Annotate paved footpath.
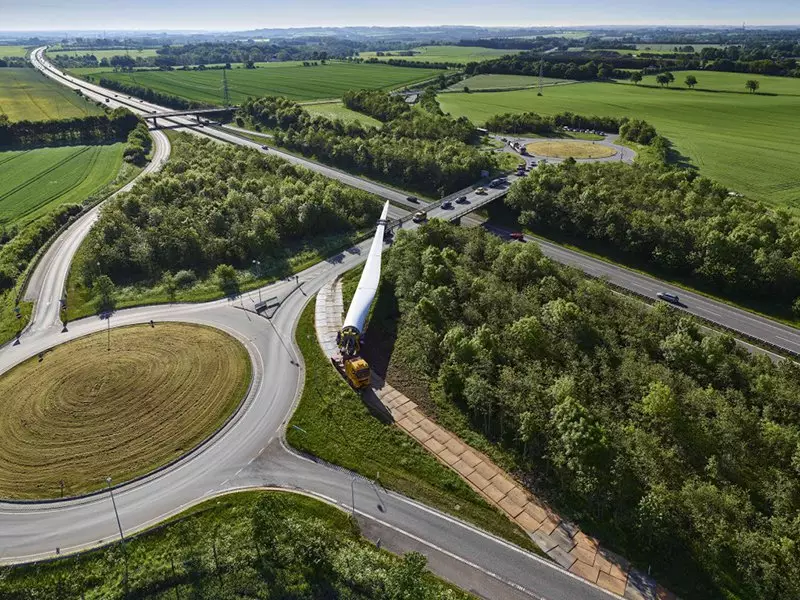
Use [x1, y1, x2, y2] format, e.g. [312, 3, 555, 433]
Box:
[315, 278, 676, 600]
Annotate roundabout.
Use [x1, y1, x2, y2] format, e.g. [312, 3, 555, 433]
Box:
[0, 323, 251, 499]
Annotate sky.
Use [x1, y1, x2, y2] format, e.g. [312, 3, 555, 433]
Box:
[1, 0, 799, 31]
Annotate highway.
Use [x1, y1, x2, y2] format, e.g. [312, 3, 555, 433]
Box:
[10, 45, 800, 597]
[0, 48, 622, 600]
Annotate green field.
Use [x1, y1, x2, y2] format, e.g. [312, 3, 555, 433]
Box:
[0, 45, 28, 58]
[81, 61, 441, 104]
[0, 143, 125, 228]
[451, 74, 575, 91]
[0, 67, 102, 121]
[359, 45, 520, 63]
[630, 70, 800, 95]
[47, 47, 161, 60]
[439, 76, 800, 209]
[304, 101, 382, 126]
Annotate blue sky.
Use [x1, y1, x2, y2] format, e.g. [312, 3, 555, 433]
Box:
[2, 0, 799, 31]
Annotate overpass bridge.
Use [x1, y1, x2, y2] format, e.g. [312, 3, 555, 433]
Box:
[142, 106, 238, 128]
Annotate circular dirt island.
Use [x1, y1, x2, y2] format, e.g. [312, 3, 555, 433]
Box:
[525, 140, 617, 159]
[0, 323, 251, 499]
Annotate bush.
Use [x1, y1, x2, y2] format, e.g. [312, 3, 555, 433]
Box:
[174, 269, 197, 288]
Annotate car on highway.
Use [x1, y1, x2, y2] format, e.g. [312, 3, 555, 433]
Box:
[412, 211, 427, 223]
[456, 195, 468, 204]
[475, 187, 487, 194]
[441, 200, 453, 209]
[406, 195, 419, 203]
[261, 145, 269, 150]
[510, 232, 525, 241]
[657, 292, 681, 304]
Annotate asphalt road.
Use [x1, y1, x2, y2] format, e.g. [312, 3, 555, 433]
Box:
[0, 49, 621, 600]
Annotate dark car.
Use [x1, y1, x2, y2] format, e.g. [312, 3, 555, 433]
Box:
[441, 200, 453, 209]
[456, 195, 468, 204]
[406, 196, 419, 203]
[261, 145, 269, 150]
[657, 292, 680, 304]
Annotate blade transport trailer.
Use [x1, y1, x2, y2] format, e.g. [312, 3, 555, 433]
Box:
[334, 201, 390, 389]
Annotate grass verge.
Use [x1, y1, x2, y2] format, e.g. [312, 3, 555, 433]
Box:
[0, 323, 251, 499]
[0, 490, 473, 599]
[286, 298, 538, 553]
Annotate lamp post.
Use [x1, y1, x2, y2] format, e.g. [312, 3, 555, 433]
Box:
[252, 260, 262, 302]
[106, 476, 124, 543]
[350, 474, 356, 520]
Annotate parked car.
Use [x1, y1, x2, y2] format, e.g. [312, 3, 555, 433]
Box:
[406, 196, 419, 203]
[657, 292, 680, 304]
[475, 187, 487, 194]
[456, 195, 468, 204]
[510, 232, 525, 241]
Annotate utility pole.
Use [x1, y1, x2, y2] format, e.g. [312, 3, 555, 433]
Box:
[106, 476, 128, 593]
[537, 58, 544, 96]
[222, 69, 230, 107]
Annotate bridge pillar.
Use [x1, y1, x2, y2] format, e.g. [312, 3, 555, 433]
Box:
[152, 117, 158, 128]
[452, 216, 461, 226]
[196, 115, 200, 124]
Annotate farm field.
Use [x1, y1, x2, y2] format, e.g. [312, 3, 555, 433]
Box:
[0, 143, 125, 228]
[0, 323, 250, 499]
[358, 45, 519, 63]
[629, 70, 800, 95]
[438, 79, 800, 209]
[304, 101, 382, 126]
[450, 74, 575, 91]
[0, 45, 28, 58]
[79, 61, 441, 103]
[47, 47, 161, 60]
[0, 67, 102, 121]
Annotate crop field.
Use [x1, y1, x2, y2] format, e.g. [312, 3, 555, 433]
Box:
[0, 67, 102, 121]
[0, 45, 29, 58]
[451, 74, 575, 91]
[0, 323, 251, 499]
[439, 76, 800, 209]
[304, 101, 382, 126]
[358, 45, 520, 63]
[0, 143, 125, 229]
[47, 47, 161, 60]
[82, 61, 441, 103]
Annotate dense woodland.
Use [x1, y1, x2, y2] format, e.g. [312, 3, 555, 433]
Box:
[239, 95, 493, 196]
[81, 136, 380, 286]
[380, 223, 800, 599]
[0, 108, 139, 148]
[0, 493, 466, 599]
[484, 111, 625, 135]
[506, 162, 800, 314]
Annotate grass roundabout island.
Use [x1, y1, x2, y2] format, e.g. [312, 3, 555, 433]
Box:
[525, 140, 617, 159]
[0, 322, 251, 499]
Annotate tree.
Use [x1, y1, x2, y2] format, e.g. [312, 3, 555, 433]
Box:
[463, 86, 470, 93]
[630, 71, 643, 85]
[746, 79, 760, 93]
[684, 74, 698, 89]
[214, 264, 239, 297]
[656, 72, 674, 87]
[162, 271, 177, 303]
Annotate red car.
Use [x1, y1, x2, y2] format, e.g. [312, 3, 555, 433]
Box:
[509, 232, 525, 241]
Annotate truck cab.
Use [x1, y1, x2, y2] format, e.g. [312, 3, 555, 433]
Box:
[344, 357, 371, 389]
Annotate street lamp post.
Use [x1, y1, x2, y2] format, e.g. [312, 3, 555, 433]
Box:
[350, 474, 356, 520]
[106, 476, 128, 592]
[252, 260, 262, 302]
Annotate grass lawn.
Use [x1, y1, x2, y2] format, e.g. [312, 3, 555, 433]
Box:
[47, 47, 161, 60]
[358, 45, 520, 64]
[0, 45, 29, 58]
[0, 67, 103, 121]
[628, 70, 800, 95]
[438, 79, 800, 209]
[79, 61, 442, 104]
[450, 74, 575, 91]
[304, 100, 382, 127]
[0, 490, 473, 599]
[526, 140, 616, 158]
[0, 143, 126, 229]
[286, 299, 537, 553]
[0, 323, 250, 499]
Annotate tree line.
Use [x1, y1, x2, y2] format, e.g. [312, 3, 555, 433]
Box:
[506, 161, 800, 314]
[80, 136, 381, 289]
[380, 222, 800, 599]
[238, 95, 493, 196]
[484, 111, 625, 135]
[0, 108, 140, 148]
[0, 58, 27, 68]
[89, 76, 204, 110]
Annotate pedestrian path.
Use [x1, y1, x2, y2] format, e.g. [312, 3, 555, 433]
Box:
[314, 278, 675, 600]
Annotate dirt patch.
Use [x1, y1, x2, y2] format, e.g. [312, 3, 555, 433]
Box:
[526, 140, 616, 159]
